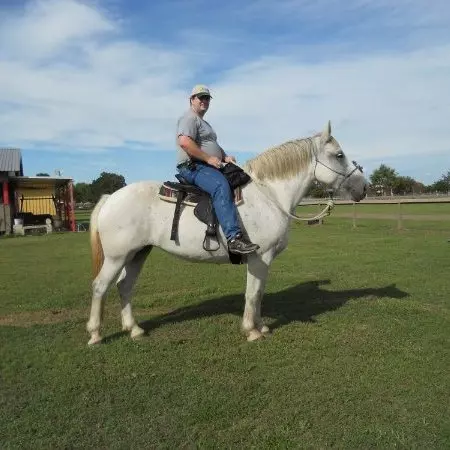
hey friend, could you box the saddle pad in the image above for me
[159,184,243,206]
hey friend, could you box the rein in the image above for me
[231,160,334,222]
[252,179,335,222]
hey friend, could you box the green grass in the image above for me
[75,210,92,221]
[298,201,450,215]
[1,221,449,448]
[296,202,450,233]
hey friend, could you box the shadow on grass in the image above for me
[103,280,409,343]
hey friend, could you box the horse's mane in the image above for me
[244,136,317,181]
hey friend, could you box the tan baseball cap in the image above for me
[190,84,212,98]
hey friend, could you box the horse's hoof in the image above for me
[88,335,102,346]
[247,329,264,342]
[131,325,145,339]
[260,325,270,335]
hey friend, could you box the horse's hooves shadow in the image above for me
[136,279,409,334]
[101,280,409,343]
[102,330,129,345]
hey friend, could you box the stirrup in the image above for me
[202,234,220,251]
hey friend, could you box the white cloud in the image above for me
[0,0,194,151]
[0,0,115,60]
[211,45,450,160]
[0,0,449,167]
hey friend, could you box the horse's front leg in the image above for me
[243,250,274,341]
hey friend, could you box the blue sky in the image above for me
[0,0,449,185]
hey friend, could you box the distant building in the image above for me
[0,148,75,235]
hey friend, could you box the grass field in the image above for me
[74,210,92,222]
[1,217,449,448]
[310,201,450,216]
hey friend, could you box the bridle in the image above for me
[233,137,364,222]
[311,139,364,193]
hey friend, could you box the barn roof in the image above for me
[9,176,73,189]
[0,148,23,174]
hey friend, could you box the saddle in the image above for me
[158,162,251,263]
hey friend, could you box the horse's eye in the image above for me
[336,152,344,159]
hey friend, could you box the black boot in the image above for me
[228,233,260,255]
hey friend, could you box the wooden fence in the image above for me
[299,196,450,229]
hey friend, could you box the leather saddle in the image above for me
[161,174,219,251]
[158,162,251,264]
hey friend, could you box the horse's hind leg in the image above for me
[87,256,125,345]
[116,246,152,340]
[243,250,274,341]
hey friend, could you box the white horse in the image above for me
[87,121,368,345]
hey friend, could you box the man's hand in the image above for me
[224,155,236,163]
[206,155,223,169]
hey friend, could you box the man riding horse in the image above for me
[176,85,260,255]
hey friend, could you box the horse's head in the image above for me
[313,121,368,202]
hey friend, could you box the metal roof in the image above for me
[0,148,22,173]
[9,176,73,189]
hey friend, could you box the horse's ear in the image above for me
[320,120,332,144]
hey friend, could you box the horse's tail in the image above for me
[90,195,110,279]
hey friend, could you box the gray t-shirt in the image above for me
[176,109,225,164]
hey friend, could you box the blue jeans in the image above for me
[177,162,241,240]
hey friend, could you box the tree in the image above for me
[426,170,450,194]
[440,170,450,193]
[74,182,94,203]
[412,181,426,194]
[370,164,398,196]
[91,172,126,201]
[36,172,50,176]
[306,180,328,198]
[430,179,449,194]
[392,176,416,195]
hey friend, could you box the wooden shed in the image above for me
[0,148,76,235]
[0,148,23,234]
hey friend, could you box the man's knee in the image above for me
[212,179,232,199]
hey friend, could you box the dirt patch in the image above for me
[0,309,84,327]
[0,306,174,328]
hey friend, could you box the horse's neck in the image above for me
[259,169,315,212]
[248,136,319,212]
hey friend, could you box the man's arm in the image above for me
[178,135,211,162]
[218,145,236,163]
[178,135,222,168]
[218,145,227,160]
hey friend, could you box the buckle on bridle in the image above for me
[352,160,363,172]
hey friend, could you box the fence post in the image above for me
[397,202,402,230]
[352,202,357,228]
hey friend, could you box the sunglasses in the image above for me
[197,95,211,101]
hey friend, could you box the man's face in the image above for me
[191,94,211,113]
